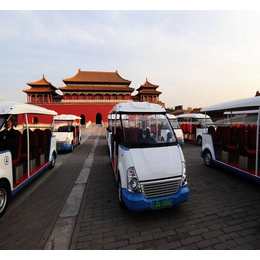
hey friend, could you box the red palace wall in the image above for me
[29,103,117,125]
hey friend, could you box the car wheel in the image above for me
[49,153,56,169]
[70,141,74,152]
[204,150,213,167]
[0,182,9,218]
[117,176,126,208]
[197,136,202,146]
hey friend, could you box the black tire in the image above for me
[0,182,9,218]
[49,153,56,169]
[117,176,126,208]
[197,136,202,146]
[70,141,74,152]
[204,149,213,167]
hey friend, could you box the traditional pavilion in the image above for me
[132,79,162,103]
[23,70,163,124]
[23,75,62,103]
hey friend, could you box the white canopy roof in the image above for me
[224,110,259,115]
[176,113,211,119]
[110,101,166,114]
[201,96,260,113]
[54,114,81,120]
[0,101,57,115]
[167,114,177,119]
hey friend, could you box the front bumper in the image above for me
[122,185,189,211]
[56,142,72,151]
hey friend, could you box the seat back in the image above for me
[124,128,136,143]
[247,127,256,150]
[21,129,38,159]
[186,124,190,134]
[191,124,196,134]
[236,127,249,156]
[34,129,47,153]
[216,126,222,142]
[12,131,22,165]
[208,126,217,143]
[221,127,231,146]
[44,129,52,145]
[230,126,237,146]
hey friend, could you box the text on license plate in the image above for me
[152,198,173,210]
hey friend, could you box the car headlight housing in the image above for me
[65,137,70,145]
[127,167,141,193]
[181,161,188,186]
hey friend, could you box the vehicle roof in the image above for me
[224,110,259,115]
[0,101,57,115]
[201,96,260,113]
[110,101,166,114]
[176,113,210,119]
[166,114,177,119]
[54,114,81,120]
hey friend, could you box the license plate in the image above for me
[152,198,173,210]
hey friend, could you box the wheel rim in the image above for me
[51,155,55,167]
[205,152,212,165]
[0,188,7,213]
[118,182,122,202]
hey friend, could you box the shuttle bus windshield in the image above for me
[118,113,177,148]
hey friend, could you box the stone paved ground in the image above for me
[1,126,260,250]
[0,126,99,249]
[71,128,260,250]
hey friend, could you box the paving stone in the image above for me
[1,131,260,250]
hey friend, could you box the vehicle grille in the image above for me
[56,142,65,147]
[140,177,182,199]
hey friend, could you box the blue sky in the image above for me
[1,6,260,109]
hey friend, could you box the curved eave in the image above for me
[139,79,159,89]
[26,76,58,90]
[138,90,162,95]
[23,88,56,93]
[63,80,132,85]
[62,70,131,85]
[58,86,135,92]
[26,84,58,91]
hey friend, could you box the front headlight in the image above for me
[127,167,141,193]
[65,137,70,145]
[181,161,188,186]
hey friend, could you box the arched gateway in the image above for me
[80,114,85,125]
[96,113,102,124]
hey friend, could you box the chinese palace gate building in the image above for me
[23,69,163,125]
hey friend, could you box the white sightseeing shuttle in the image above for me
[0,101,57,218]
[107,102,189,211]
[177,113,214,146]
[201,96,260,183]
[53,114,81,152]
[167,114,184,146]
